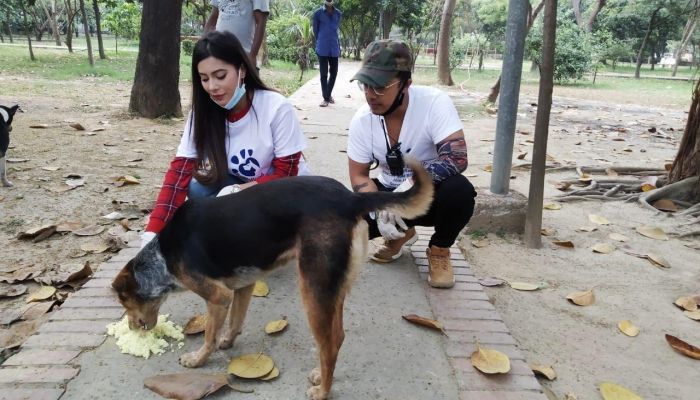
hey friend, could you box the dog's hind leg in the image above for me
[179,280,232,368]
[0,156,11,187]
[218,283,254,349]
[300,221,368,400]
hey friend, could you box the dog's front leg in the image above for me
[218,283,255,349]
[180,288,231,368]
[0,156,11,187]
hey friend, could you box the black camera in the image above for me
[385,142,405,176]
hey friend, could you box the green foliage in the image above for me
[527,18,591,83]
[472,0,508,43]
[181,39,195,56]
[449,35,469,71]
[267,12,314,63]
[102,1,141,41]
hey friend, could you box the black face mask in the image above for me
[380,81,406,117]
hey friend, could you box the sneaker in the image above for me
[329,97,335,104]
[370,227,418,263]
[319,100,329,107]
[426,245,454,288]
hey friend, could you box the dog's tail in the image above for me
[354,158,434,220]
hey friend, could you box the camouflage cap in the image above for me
[351,39,413,87]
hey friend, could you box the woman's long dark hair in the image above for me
[190,31,272,185]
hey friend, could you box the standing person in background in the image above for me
[347,40,477,289]
[205,0,270,67]
[312,0,342,108]
[140,31,309,246]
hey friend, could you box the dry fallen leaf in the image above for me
[0,282,27,298]
[555,181,572,191]
[73,225,105,236]
[674,297,698,312]
[599,382,643,400]
[114,175,140,187]
[264,319,289,334]
[635,225,668,241]
[20,300,55,320]
[471,344,511,374]
[478,277,506,287]
[509,282,540,291]
[17,224,57,243]
[592,243,615,254]
[69,122,85,131]
[184,314,207,335]
[608,233,629,242]
[529,363,557,380]
[227,353,275,379]
[144,373,229,400]
[29,124,49,129]
[34,262,92,286]
[618,320,640,337]
[589,214,610,225]
[665,334,700,360]
[482,165,493,172]
[471,239,490,248]
[652,199,677,212]
[540,228,556,236]
[252,281,269,297]
[80,241,110,254]
[566,289,595,306]
[543,203,562,210]
[552,240,575,248]
[683,310,700,321]
[646,253,670,269]
[26,286,56,303]
[402,314,447,335]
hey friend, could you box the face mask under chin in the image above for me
[214,68,246,111]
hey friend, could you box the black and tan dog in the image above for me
[0,104,20,187]
[112,160,433,400]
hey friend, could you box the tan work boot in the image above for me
[370,227,418,263]
[426,245,454,288]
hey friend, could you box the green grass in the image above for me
[0,40,312,95]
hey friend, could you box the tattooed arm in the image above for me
[422,130,468,183]
[349,158,379,193]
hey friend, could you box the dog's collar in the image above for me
[0,108,8,124]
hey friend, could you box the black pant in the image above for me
[366,174,477,248]
[318,56,338,102]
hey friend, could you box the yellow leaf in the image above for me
[617,320,640,337]
[26,286,56,303]
[646,253,670,269]
[470,345,511,374]
[183,314,207,335]
[635,226,668,240]
[674,297,698,312]
[640,183,656,192]
[566,289,595,306]
[683,310,700,321]
[252,281,269,297]
[599,382,643,400]
[543,203,562,210]
[483,165,493,172]
[591,243,615,254]
[589,214,610,225]
[529,363,557,380]
[608,233,629,242]
[227,353,275,379]
[260,366,280,381]
[578,174,593,182]
[509,282,540,291]
[264,319,288,334]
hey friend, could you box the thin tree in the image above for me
[586,0,606,32]
[129,0,182,118]
[63,0,79,52]
[486,0,544,104]
[672,0,699,77]
[20,0,35,61]
[92,0,105,59]
[39,0,61,45]
[436,0,456,85]
[78,0,93,65]
[634,6,662,79]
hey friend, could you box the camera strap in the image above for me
[380,117,400,153]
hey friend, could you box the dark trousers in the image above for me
[318,56,339,101]
[366,174,477,248]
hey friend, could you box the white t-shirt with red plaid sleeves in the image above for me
[347,85,464,189]
[176,89,308,182]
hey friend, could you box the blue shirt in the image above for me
[312,6,342,57]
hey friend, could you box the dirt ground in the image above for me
[1,70,699,400]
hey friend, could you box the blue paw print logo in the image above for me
[231,149,260,177]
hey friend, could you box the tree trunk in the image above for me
[40,0,61,46]
[78,0,94,66]
[634,7,660,79]
[129,0,183,118]
[668,78,700,199]
[437,0,456,86]
[7,19,13,43]
[487,0,544,103]
[92,0,106,59]
[380,7,397,39]
[672,1,699,77]
[261,31,270,67]
[22,4,35,61]
[571,0,583,28]
[586,0,607,33]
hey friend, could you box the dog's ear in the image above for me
[9,105,19,116]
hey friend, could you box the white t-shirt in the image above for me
[177,89,309,182]
[211,0,270,53]
[347,85,464,188]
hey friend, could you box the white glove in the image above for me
[377,211,408,240]
[217,184,242,197]
[393,178,414,193]
[140,231,156,249]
